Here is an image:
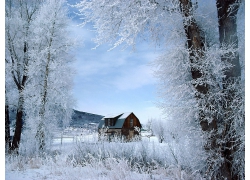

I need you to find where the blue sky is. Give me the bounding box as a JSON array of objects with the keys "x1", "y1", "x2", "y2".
[{"x1": 67, "y1": 4, "x2": 164, "y2": 124}]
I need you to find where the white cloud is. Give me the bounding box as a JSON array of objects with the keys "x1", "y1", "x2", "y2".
[
  {"x1": 112, "y1": 64, "x2": 156, "y2": 90},
  {"x1": 73, "y1": 53, "x2": 127, "y2": 78}
]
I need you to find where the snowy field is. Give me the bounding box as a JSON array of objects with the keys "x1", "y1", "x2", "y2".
[{"x1": 5, "y1": 129, "x2": 205, "y2": 180}]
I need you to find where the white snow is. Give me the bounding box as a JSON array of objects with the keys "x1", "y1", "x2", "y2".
[
  {"x1": 102, "y1": 113, "x2": 123, "y2": 118},
  {"x1": 5, "y1": 129, "x2": 204, "y2": 180},
  {"x1": 102, "y1": 112, "x2": 133, "y2": 119},
  {"x1": 119, "y1": 112, "x2": 132, "y2": 119}
]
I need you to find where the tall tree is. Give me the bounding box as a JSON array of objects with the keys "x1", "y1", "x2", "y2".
[
  {"x1": 22, "y1": 0, "x2": 76, "y2": 153},
  {"x1": 5, "y1": 0, "x2": 42, "y2": 151},
  {"x1": 215, "y1": 1, "x2": 243, "y2": 179}
]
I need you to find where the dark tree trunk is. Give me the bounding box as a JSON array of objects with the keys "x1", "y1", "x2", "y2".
[
  {"x1": 216, "y1": 0, "x2": 241, "y2": 80},
  {"x1": 179, "y1": 0, "x2": 221, "y2": 178},
  {"x1": 179, "y1": 0, "x2": 217, "y2": 130},
  {"x1": 11, "y1": 93, "x2": 24, "y2": 152},
  {"x1": 10, "y1": 40, "x2": 28, "y2": 152},
  {"x1": 179, "y1": 0, "x2": 207, "y2": 95},
  {"x1": 5, "y1": 99, "x2": 11, "y2": 153},
  {"x1": 11, "y1": 111, "x2": 23, "y2": 151},
  {"x1": 216, "y1": 1, "x2": 241, "y2": 179}
]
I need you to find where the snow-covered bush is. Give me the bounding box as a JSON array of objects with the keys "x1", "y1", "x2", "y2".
[
  {"x1": 69, "y1": 136, "x2": 205, "y2": 176},
  {"x1": 6, "y1": 152, "x2": 205, "y2": 180}
]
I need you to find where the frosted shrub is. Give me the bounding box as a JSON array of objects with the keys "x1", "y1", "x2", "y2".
[
  {"x1": 5, "y1": 154, "x2": 50, "y2": 171},
  {"x1": 69, "y1": 137, "x2": 205, "y2": 176},
  {"x1": 66, "y1": 139, "x2": 205, "y2": 179},
  {"x1": 6, "y1": 140, "x2": 205, "y2": 180},
  {"x1": 6, "y1": 155, "x2": 27, "y2": 171}
]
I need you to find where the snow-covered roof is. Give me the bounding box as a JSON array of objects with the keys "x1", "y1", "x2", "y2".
[
  {"x1": 102, "y1": 112, "x2": 133, "y2": 119},
  {"x1": 119, "y1": 112, "x2": 132, "y2": 119},
  {"x1": 103, "y1": 113, "x2": 123, "y2": 119}
]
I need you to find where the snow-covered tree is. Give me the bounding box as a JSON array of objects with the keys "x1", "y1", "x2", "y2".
[
  {"x1": 151, "y1": 119, "x2": 165, "y2": 143},
  {"x1": 22, "y1": 0, "x2": 76, "y2": 153},
  {"x1": 145, "y1": 118, "x2": 153, "y2": 135},
  {"x1": 5, "y1": 0, "x2": 42, "y2": 151},
  {"x1": 75, "y1": 0, "x2": 245, "y2": 179},
  {"x1": 5, "y1": 0, "x2": 76, "y2": 154}
]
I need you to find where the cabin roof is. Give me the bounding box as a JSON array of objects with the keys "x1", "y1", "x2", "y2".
[
  {"x1": 119, "y1": 112, "x2": 132, "y2": 119},
  {"x1": 98, "y1": 112, "x2": 134, "y2": 129},
  {"x1": 98, "y1": 118, "x2": 126, "y2": 129},
  {"x1": 102, "y1": 113, "x2": 123, "y2": 119}
]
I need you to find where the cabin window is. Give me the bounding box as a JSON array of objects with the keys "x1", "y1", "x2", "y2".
[
  {"x1": 108, "y1": 119, "x2": 110, "y2": 126},
  {"x1": 130, "y1": 118, "x2": 133, "y2": 127}
]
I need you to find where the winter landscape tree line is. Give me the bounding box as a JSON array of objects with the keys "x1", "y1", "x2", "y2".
[{"x1": 5, "y1": 0, "x2": 244, "y2": 180}]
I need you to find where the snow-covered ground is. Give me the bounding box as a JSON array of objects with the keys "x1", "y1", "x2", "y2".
[{"x1": 5, "y1": 129, "x2": 204, "y2": 180}]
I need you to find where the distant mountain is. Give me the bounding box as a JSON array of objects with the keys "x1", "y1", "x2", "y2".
[
  {"x1": 70, "y1": 109, "x2": 104, "y2": 128},
  {"x1": 8, "y1": 108, "x2": 104, "y2": 129}
]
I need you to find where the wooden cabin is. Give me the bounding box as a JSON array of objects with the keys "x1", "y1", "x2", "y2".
[{"x1": 98, "y1": 112, "x2": 142, "y2": 141}]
